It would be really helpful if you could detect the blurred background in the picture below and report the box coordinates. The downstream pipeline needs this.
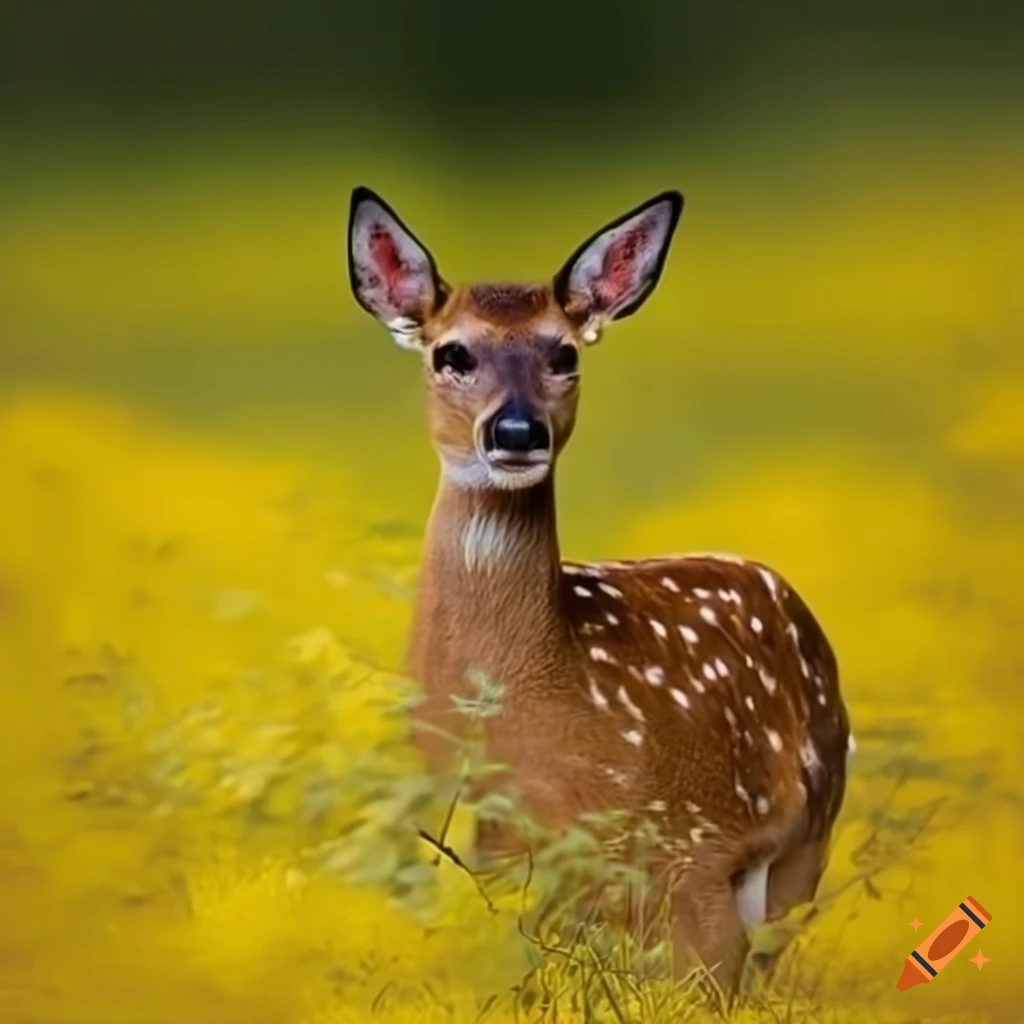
[1,1,1022,1021]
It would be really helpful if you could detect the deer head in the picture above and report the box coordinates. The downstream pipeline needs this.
[347,186,683,491]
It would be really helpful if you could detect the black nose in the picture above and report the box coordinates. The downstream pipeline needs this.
[486,402,551,454]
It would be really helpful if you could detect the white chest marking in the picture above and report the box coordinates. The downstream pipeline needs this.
[461,513,521,571]
[735,861,770,928]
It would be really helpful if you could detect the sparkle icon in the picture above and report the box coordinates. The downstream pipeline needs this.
[897,896,992,991]
[969,950,990,971]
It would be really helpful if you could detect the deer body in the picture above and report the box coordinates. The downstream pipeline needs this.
[347,188,851,994]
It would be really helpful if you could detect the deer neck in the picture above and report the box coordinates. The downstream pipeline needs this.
[407,472,569,701]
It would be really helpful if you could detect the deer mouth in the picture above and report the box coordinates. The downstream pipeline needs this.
[482,448,552,488]
[485,448,550,470]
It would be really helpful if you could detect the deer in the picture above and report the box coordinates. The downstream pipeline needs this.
[345,185,853,998]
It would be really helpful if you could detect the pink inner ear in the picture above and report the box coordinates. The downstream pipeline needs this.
[595,221,649,310]
[368,221,410,308]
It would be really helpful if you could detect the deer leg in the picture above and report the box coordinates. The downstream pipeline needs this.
[670,873,750,999]
[750,836,828,980]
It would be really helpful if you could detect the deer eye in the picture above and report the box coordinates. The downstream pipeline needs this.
[549,343,579,376]
[432,342,476,376]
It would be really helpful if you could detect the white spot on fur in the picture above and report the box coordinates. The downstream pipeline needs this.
[758,567,778,600]
[689,827,704,844]
[702,662,717,682]
[734,779,750,802]
[650,619,668,639]
[598,582,623,598]
[689,673,707,695]
[765,728,783,752]
[755,795,770,816]
[679,625,699,644]
[661,576,681,593]
[644,665,665,686]
[693,587,712,599]
[588,679,609,710]
[714,657,729,678]
[670,687,691,710]
[759,668,777,695]
[573,585,592,598]
[750,615,763,634]
[617,686,645,721]
[817,692,827,706]
[604,766,629,787]
[786,622,812,678]
[622,729,644,747]
[736,863,769,928]
[589,646,614,663]
[800,738,823,778]
[745,695,755,712]
[848,733,857,756]
[605,611,620,626]
[724,707,737,727]
[699,606,717,625]
[685,801,701,814]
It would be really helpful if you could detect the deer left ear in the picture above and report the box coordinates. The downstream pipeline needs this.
[553,190,683,343]
[347,187,449,348]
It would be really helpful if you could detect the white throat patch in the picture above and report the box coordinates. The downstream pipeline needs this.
[461,512,523,572]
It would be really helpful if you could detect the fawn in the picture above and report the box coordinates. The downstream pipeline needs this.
[346,186,852,995]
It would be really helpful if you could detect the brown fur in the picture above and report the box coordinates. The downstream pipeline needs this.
[466,283,550,322]
[402,283,851,995]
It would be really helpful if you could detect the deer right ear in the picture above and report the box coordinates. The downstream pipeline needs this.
[553,191,683,343]
[347,187,449,348]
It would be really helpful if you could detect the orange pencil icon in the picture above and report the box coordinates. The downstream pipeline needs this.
[897,896,992,991]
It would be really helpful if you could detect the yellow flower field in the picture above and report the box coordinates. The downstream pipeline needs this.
[0,135,1022,1022]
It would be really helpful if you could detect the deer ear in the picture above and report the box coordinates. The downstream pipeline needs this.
[347,187,449,348]
[553,191,683,343]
